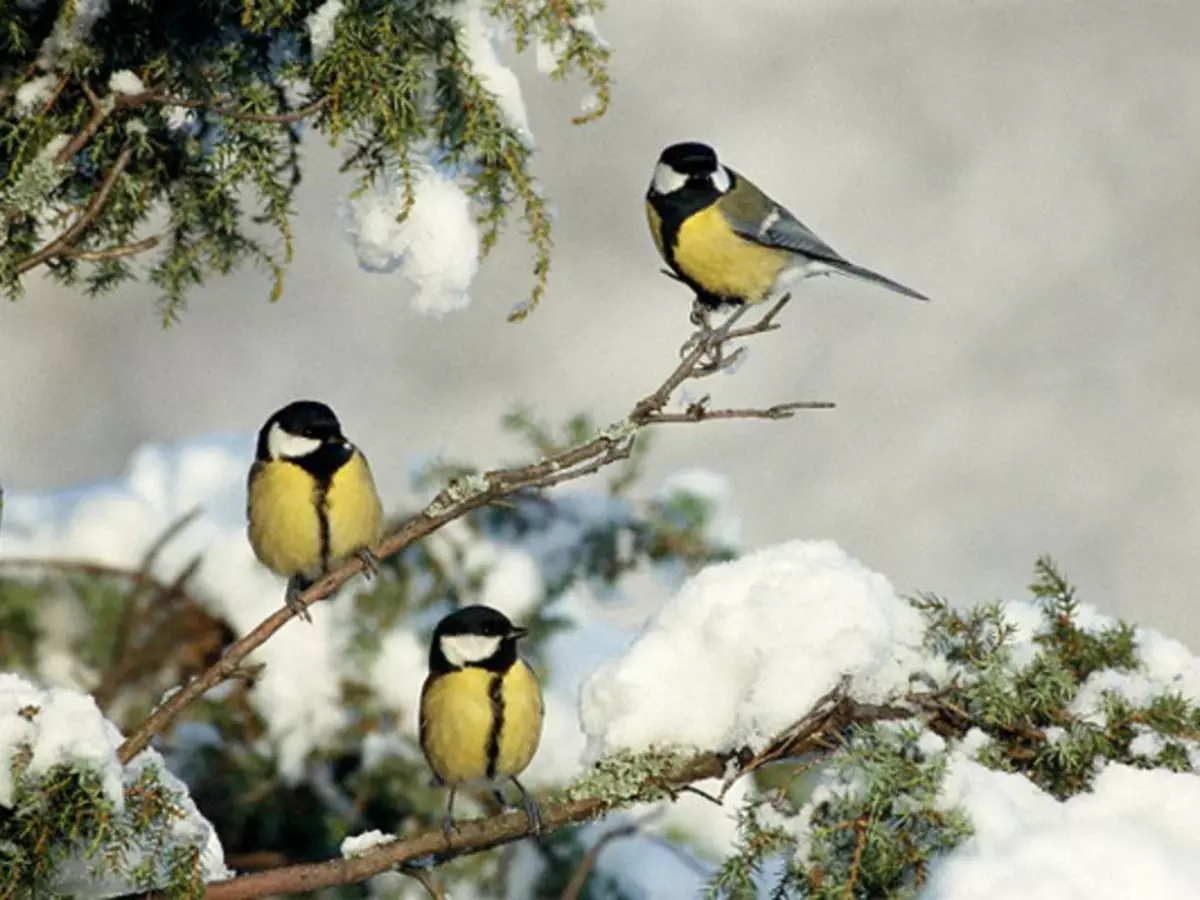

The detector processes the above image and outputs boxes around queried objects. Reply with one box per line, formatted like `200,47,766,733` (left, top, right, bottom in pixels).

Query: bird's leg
356,547,380,578
441,787,458,841
510,776,542,836
285,575,314,623
681,296,719,360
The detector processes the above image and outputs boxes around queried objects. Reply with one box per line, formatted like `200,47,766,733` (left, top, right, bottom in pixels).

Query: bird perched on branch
645,141,929,324
246,400,383,622
420,604,544,837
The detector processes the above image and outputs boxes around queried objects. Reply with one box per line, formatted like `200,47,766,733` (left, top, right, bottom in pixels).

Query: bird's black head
649,141,731,198
429,604,529,674
659,142,719,176
256,400,346,462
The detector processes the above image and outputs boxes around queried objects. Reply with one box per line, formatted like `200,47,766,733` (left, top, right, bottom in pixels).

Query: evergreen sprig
704,558,1200,898
0,757,207,899
0,0,610,320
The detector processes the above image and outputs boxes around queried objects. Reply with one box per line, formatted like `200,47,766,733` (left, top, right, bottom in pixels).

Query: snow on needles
306,0,344,57
453,0,532,141
580,540,932,759
107,70,145,96
927,758,1200,899
340,165,479,316
0,673,229,892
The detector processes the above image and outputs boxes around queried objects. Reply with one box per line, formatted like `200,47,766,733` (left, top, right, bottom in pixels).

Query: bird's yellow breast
247,451,382,580
419,660,543,786
248,460,323,578
673,205,790,304
324,451,383,563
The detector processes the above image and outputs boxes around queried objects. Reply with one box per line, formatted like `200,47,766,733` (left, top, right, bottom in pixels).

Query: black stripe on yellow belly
247,451,383,580
419,662,543,787
485,673,503,779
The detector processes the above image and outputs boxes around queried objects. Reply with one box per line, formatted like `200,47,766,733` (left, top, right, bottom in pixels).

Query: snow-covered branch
133,684,904,900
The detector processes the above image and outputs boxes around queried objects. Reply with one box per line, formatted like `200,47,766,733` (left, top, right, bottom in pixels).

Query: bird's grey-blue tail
830,260,929,302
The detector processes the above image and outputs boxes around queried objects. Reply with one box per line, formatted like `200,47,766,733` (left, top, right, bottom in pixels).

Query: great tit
646,141,929,316
246,400,384,622
419,604,544,837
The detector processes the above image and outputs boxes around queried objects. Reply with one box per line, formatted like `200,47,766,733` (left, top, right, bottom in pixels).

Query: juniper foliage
0,0,610,321
702,558,1199,898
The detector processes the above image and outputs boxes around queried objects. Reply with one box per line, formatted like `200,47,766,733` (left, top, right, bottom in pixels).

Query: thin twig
65,235,161,261
17,145,135,273
402,866,445,900
114,300,826,766
52,82,112,166
647,401,835,425
559,821,640,900
845,816,869,899
5,81,326,264
678,784,723,806
0,556,177,586
640,833,712,877
129,91,330,125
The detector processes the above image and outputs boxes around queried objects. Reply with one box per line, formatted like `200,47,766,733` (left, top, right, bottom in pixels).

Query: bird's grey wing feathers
719,169,849,265
822,258,930,302
721,168,930,302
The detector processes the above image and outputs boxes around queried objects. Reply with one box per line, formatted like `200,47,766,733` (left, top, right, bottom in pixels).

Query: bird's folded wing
720,169,849,265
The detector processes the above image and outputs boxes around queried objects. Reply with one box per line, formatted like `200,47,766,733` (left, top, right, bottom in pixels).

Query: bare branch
114,301,831,765
646,400,835,425
17,145,135,274
115,691,916,900
183,751,724,900
66,235,162,261
52,82,113,166
47,84,328,168
128,91,331,125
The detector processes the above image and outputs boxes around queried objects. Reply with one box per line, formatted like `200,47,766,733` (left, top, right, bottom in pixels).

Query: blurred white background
3,0,1198,642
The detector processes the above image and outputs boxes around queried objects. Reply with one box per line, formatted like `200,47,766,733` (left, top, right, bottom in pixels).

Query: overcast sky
3,0,1198,644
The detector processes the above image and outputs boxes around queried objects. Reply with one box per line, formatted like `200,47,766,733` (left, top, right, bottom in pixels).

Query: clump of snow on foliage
0,673,228,893
453,0,532,141
340,165,479,316
580,540,935,759
927,758,1200,899
306,0,345,57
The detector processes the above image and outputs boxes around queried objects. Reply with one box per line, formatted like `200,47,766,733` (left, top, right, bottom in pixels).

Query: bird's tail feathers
829,260,929,302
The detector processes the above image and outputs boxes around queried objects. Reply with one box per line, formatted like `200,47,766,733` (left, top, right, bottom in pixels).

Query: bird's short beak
510,626,529,640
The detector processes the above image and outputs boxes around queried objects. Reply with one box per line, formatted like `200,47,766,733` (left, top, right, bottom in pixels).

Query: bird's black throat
648,173,744,307
289,441,354,485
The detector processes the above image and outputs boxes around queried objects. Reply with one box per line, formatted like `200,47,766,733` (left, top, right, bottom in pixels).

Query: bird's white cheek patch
652,162,688,195
441,634,502,667
267,422,322,460
711,166,731,194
